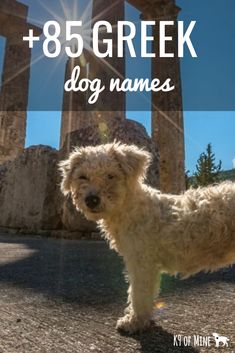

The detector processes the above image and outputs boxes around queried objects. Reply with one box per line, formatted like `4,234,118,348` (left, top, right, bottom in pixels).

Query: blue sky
0,0,235,173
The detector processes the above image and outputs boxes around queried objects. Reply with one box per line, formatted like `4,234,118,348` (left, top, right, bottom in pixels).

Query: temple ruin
60,0,126,148
0,0,40,164
0,0,185,194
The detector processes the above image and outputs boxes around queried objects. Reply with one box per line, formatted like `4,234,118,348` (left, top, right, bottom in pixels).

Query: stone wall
0,117,159,237
61,117,159,187
0,146,61,232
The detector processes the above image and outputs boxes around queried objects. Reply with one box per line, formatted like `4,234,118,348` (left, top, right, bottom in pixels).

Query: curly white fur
59,142,235,333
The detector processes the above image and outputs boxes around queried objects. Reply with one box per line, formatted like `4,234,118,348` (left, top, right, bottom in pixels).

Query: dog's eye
79,175,88,181
107,174,114,180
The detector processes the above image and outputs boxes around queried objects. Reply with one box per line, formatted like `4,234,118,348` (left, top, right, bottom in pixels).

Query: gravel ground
0,234,234,353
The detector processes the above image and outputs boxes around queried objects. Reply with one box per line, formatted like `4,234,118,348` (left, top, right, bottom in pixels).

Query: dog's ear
58,148,84,195
110,143,152,181
58,159,72,195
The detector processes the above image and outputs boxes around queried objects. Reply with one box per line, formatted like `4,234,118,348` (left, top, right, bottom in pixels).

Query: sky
0,0,235,174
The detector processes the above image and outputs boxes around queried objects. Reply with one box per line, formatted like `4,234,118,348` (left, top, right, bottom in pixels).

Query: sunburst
1,0,200,150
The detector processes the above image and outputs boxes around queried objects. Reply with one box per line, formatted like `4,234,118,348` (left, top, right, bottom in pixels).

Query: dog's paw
116,314,151,334
124,305,132,315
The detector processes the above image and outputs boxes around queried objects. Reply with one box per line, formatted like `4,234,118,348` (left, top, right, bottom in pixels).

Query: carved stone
0,0,41,163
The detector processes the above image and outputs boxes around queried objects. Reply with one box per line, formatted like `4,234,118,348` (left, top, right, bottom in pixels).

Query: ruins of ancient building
0,0,185,194
0,0,40,164
60,0,185,193
60,0,126,148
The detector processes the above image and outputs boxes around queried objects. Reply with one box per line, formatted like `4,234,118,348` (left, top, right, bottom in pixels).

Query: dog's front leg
117,263,161,333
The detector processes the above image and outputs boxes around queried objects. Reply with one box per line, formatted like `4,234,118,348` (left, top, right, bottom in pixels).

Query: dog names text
64,65,175,104
22,19,197,104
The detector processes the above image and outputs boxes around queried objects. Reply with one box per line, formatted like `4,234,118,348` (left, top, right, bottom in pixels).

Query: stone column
0,35,31,163
60,51,110,149
60,0,126,149
91,0,125,113
60,56,88,148
143,0,185,194
0,0,41,164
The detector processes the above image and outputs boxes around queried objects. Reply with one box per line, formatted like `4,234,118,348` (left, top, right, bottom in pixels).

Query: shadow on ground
0,234,234,306
0,234,234,353
0,234,127,306
121,324,199,353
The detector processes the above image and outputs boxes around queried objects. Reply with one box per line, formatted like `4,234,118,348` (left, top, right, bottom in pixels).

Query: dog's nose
85,195,100,209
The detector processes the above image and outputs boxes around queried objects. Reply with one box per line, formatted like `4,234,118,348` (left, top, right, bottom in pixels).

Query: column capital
140,1,181,20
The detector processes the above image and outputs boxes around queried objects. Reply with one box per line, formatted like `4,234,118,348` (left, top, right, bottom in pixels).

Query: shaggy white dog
59,142,235,333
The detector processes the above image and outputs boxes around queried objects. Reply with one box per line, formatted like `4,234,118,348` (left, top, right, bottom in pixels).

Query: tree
194,143,222,187
185,170,193,189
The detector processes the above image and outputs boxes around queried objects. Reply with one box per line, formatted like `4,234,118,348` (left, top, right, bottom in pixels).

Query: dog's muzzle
85,194,101,210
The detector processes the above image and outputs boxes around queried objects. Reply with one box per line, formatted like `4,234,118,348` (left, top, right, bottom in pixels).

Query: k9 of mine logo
173,333,232,349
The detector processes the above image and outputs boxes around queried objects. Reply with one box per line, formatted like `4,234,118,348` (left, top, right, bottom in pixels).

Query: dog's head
59,142,151,221
212,333,219,339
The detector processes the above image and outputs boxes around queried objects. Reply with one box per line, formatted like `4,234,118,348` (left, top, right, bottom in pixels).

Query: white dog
59,143,235,333
212,333,230,347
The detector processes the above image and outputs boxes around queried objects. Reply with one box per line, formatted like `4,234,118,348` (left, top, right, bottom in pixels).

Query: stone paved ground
0,234,234,353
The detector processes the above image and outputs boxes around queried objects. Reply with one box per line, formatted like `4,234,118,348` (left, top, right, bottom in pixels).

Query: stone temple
0,0,185,236
0,0,41,163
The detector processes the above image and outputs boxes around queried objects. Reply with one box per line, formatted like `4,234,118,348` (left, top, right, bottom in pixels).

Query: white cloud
233,158,235,169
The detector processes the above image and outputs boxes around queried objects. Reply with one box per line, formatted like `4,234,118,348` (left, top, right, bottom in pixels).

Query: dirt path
0,234,234,353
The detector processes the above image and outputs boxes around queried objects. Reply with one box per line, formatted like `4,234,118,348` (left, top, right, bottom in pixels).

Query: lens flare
154,301,166,310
